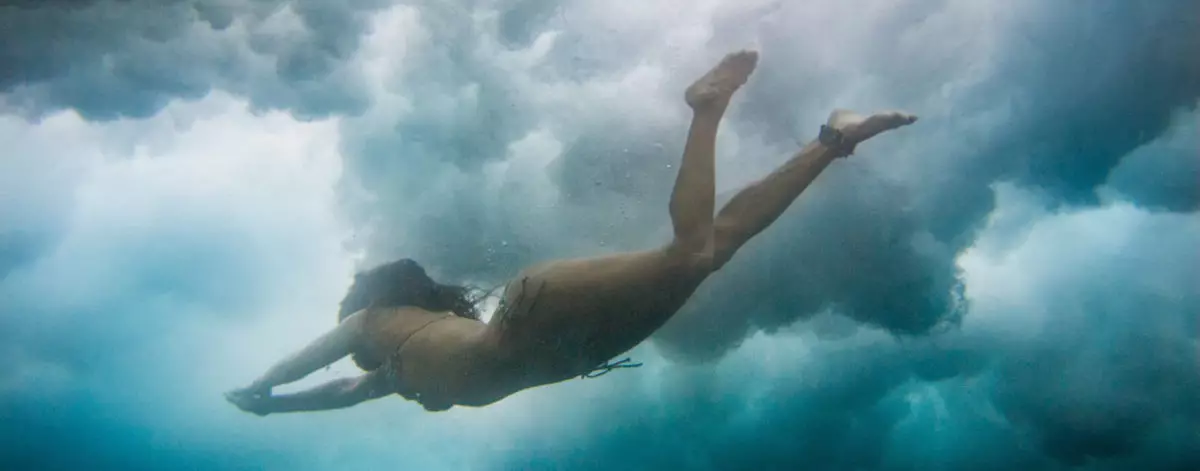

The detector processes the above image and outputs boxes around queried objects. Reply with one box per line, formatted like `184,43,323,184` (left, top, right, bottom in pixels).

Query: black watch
818,125,856,157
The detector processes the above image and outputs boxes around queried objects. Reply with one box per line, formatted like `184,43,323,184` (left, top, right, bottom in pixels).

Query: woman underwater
225,50,917,414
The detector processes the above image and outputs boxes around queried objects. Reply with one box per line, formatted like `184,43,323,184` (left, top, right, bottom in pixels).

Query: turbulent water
1,0,1197,469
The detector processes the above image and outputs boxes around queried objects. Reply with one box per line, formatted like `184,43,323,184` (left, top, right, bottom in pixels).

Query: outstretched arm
226,369,392,416
244,310,369,393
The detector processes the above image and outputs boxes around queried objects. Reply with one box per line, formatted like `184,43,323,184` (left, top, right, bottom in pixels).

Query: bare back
357,306,454,359
358,307,516,408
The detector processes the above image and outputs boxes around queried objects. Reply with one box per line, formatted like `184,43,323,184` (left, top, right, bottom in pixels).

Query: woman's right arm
270,370,393,414
229,370,393,415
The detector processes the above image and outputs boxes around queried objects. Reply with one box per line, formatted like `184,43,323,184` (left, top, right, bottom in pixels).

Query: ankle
690,106,726,127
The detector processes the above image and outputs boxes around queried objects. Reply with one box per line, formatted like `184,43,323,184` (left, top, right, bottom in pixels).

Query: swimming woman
225,50,917,414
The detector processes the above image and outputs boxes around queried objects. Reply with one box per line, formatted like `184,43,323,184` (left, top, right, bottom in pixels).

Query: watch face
819,126,853,156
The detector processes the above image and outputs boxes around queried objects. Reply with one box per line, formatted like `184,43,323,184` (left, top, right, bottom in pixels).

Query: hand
224,387,273,416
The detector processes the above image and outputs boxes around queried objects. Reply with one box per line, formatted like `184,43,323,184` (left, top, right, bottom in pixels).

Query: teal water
1,0,1196,469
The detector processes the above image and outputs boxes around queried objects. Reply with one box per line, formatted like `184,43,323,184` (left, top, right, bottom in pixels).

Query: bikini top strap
385,312,456,405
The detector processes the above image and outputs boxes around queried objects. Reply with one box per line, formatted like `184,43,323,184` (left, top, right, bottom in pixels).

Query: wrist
248,380,270,394
257,396,283,415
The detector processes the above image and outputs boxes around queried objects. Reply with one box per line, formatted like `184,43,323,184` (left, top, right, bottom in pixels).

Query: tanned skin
226,50,918,415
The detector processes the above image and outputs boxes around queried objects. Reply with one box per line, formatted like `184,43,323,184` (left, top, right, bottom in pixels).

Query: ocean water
1,0,1197,470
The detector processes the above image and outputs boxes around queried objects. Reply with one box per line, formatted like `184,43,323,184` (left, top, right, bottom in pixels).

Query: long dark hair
338,258,483,370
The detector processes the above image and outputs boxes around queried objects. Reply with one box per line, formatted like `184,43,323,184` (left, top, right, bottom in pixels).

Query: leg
485,53,767,384
240,310,368,394
669,50,759,255
711,109,918,267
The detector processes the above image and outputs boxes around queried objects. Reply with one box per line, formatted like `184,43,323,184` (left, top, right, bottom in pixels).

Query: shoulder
354,305,434,327
366,305,442,318
362,306,460,338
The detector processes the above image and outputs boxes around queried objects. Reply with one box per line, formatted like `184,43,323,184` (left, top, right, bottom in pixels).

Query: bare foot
685,50,759,111
827,109,918,145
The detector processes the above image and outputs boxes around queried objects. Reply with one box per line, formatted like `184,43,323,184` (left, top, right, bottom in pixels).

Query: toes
883,111,918,126
726,50,759,71
890,115,917,128
722,49,757,64
713,50,759,86
866,111,917,132
686,50,760,108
